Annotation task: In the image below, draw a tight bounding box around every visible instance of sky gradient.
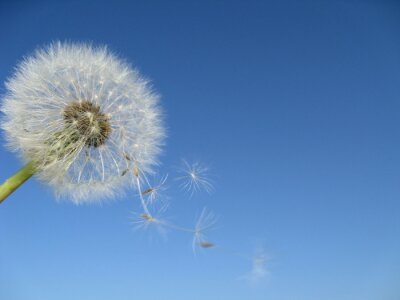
[1,1,400,299]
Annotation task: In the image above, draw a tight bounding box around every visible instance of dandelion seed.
[131,212,161,231]
[0,42,164,203]
[141,174,168,204]
[199,241,215,248]
[242,247,270,285]
[192,207,217,253]
[121,169,129,177]
[133,162,140,178]
[177,160,213,196]
[130,205,168,236]
[142,188,154,196]
[140,213,153,221]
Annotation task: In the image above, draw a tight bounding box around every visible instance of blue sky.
[1,0,400,299]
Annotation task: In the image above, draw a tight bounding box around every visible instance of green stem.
[0,161,36,203]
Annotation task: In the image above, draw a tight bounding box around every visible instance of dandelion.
[0,42,164,203]
[177,160,213,196]
[0,42,224,261]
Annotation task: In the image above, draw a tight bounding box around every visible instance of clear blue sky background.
[0,0,399,299]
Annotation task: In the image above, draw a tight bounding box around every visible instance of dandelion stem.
[0,161,36,203]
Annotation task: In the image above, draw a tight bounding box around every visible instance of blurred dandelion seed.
[192,207,218,253]
[130,205,168,235]
[130,205,218,254]
[242,247,270,285]
[198,240,215,248]
[177,160,213,196]
[141,174,168,205]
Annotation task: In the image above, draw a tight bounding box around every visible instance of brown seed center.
[63,100,111,147]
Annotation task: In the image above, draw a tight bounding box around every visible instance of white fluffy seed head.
[1,42,164,203]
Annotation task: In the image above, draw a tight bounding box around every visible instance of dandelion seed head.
[63,100,112,147]
[1,42,164,203]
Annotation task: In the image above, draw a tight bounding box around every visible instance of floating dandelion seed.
[131,206,218,253]
[177,160,213,196]
[251,252,268,280]
[192,207,217,253]
[131,208,165,232]
[141,174,168,205]
[198,240,215,248]
[242,247,270,285]
[130,201,171,238]
[0,42,164,203]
